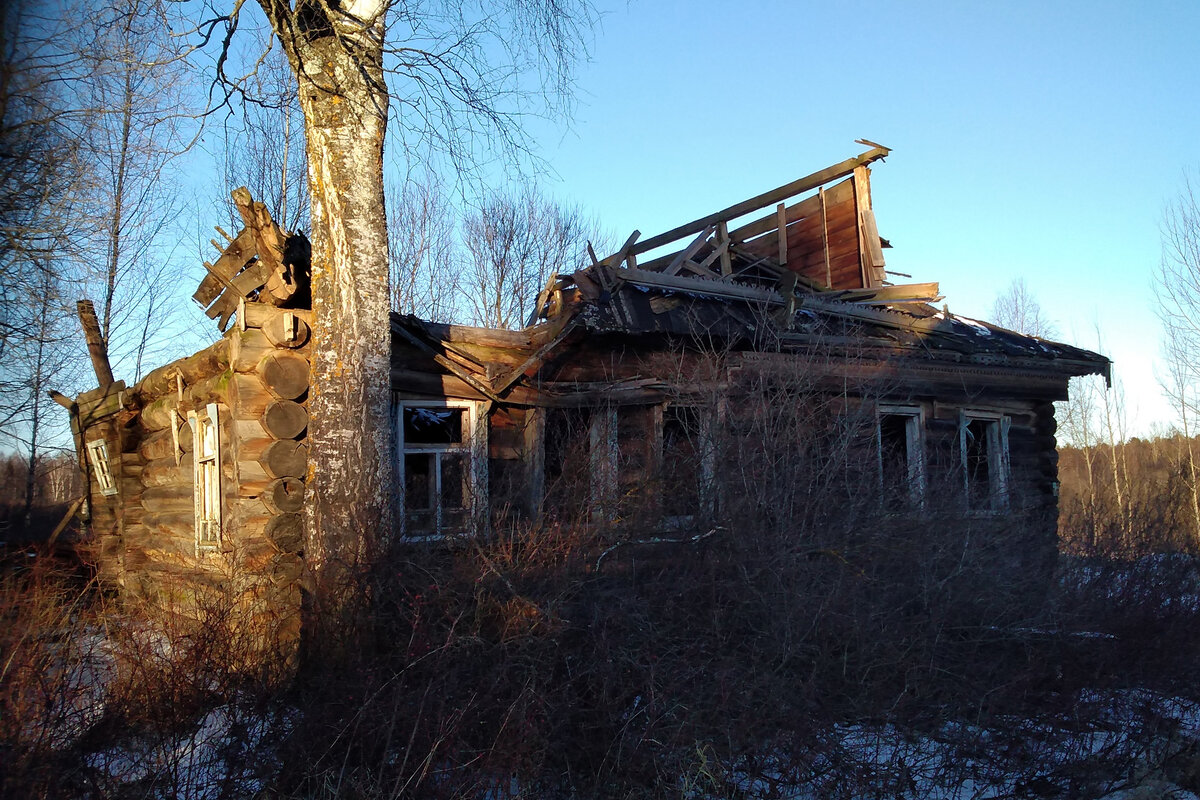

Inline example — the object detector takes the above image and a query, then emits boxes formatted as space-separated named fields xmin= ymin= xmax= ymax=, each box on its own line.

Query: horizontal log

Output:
xmin=231 ymin=328 xmax=277 ymax=373
xmin=263 ymin=477 xmax=306 ymax=514
xmin=136 ymin=338 xmax=231 ymax=403
xmin=138 ymin=424 xmax=192 ymax=461
xmin=228 ymin=372 xmax=275 ymax=419
xmin=242 ymin=303 xmax=312 ymax=330
xmin=260 ymin=352 xmax=309 ymax=400
xmin=270 ymin=553 xmax=305 ymax=587
xmin=261 ymin=440 xmax=307 ymax=479
xmin=262 ymin=312 xmax=311 ymax=349
xmin=263 ymin=400 xmax=308 ymax=439
xmin=141 ymin=395 xmax=179 ymax=433
xmin=265 ymin=513 xmax=304 ymax=553
xmin=141 ymin=459 xmax=194 ymax=488
xmin=141 ymin=370 xmax=237 ymax=431
xmin=142 ymin=509 xmax=197 ymax=535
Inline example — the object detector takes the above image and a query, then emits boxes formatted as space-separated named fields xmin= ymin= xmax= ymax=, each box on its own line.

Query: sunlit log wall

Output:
xmin=75 ymin=305 xmax=312 ymax=660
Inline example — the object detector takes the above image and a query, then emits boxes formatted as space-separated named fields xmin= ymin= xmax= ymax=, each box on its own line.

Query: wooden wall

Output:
xmin=78 ymin=304 xmax=313 ymax=660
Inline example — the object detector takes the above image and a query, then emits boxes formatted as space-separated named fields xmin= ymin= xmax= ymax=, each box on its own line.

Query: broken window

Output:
xmin=398 ymin=401 xmax=484 ymax=537
xmin=662 ymin=405 xmax=708 ymax=519
xmin=877 ymin=405 xmax=925 ymax=506
xmin=960 ymin=412 xmax=1010 ymax=512
xmin=543 ymin=408 xmax=593 ymax=518
xmin=190 ymin=403 xmax=222 ymax=555
xmin=85 ymin=438 xmax=118 ymax=497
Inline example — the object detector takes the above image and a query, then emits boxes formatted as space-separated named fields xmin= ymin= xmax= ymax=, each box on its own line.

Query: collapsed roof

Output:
xmin=393 ymin=142 xmax=1110 ymax=402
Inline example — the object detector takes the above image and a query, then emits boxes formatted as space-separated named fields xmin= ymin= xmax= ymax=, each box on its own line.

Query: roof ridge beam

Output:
xmin=627 ymin=145 xmax=889 ymax=257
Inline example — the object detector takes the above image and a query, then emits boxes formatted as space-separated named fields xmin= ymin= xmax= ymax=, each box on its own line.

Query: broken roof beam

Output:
xmin=825 ymin=282 xmax=942 ymax=304
xmin=626 ymin=145 xmax=889 ymax=258
xmin=620 ymin=266 xmax=783 ymax=304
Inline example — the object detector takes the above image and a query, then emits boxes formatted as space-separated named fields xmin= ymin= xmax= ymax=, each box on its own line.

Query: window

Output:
xmin=398 ymin=401 xmax=485 ymax=537
xmin=877 ymin=405 xmax=925 ymax=505
xmin=85 ymin=439 xmax=118 ymax=497
xmin=190 ymin=403 xmax=222 ymax=555
xmin=959 ymin=412 xmax=1010 ymax=511
xmin=661 ymin=404 xmax=716 ymax=521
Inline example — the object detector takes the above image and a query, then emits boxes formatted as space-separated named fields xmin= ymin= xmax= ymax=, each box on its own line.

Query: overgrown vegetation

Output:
xmin=9 ymin=389 xmax=1200 ymax=798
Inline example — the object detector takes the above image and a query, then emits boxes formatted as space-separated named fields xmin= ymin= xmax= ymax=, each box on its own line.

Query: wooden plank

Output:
xmin=493 ymin=318 xmax=580 ymax=394
xmin=820 ymin=187 xmax=831 ymax=288
xmin=232 ymin=187 xmax=293 ymax=306
xmin=390 ymin=320 xmax=502 ymax=401
xmin=77 ymin=300 xmax=115 ymax=388
xmin=629 ymin=146 xmax=889 ymax=256
xmin=193 ymin=229 xmax=256 ymax=307
xmin=664 ymin=226 xmax=715 ymax=276
xmin=602 ymin=230 xmax=642 ymax=268
xmin=853 ymin=165 xmax=871 ymax=288
xmin=726 ymin=177 xmax=855 ymax=244
xmin=717 ymin=221 xmax=732 ymax=276
xmin=619 ymin=266 xmax=782 ymax=304
xmin=776 ymin=203 xmax=787 ymax=267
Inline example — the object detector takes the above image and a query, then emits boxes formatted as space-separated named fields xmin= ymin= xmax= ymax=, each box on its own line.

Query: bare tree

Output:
xmin=990 ymin=277 xmax=1058 ymax=338
xmin=70 ymin=0 xmax=199 ymax=382
xmin=1155 ymin=172 xmax=1200 ymax=543
xmin=463 ymin=185 xmax=600 ymax=329
xmin=388 ymin=169 xmax=459 ymax=321
xmin=220 ymin=44 xmax=309 ymax=234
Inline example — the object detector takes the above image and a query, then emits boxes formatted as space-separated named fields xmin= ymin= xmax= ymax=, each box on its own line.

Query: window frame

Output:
xmin=876 ymin=404 xmax=926 ymax=507
xmin=85 ymin=438 xmax=118 ymax=497
xmin=189 ymin=402 xmax=222 ymax=556
xmin=396 ymin=399 xmax=487 ymax=540
xmin=958 ymin=409 xmax=1011 ymax=512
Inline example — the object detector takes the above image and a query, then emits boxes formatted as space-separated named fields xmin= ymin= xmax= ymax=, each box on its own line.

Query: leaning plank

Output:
xmin=391 ymin=320 xmax=501 ymax=401
xmin=493 ymin=318 xmax=580 ymax=394
xmin=231 ymin=187 xmax=293 ymax=306
xmin=664 ymin=226 xmax=716 ymax=276
xmin=77 ymin=300 xmax=115 ymax=388
xmin=194 ymin=229 xmax=257 ymax=307
xmin=631 ymin=146 xmax=889 ymax=256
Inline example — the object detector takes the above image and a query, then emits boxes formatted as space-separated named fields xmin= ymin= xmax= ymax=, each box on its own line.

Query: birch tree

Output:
xmin=182 ymin=0 xmax=595 ymax=593
xmin=1156 ymin=173 xmax=1200 ymax=543
xmin=463 ymin=185 xmax=600 ymax=329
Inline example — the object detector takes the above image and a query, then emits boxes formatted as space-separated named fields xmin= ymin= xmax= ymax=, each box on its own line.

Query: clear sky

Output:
xmin=506 ymin=0 xmax=1199 ymax=435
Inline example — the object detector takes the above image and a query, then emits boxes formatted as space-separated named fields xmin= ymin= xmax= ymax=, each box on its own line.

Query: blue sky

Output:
xmin=503 ymin=0 xmax=1200 ymax=434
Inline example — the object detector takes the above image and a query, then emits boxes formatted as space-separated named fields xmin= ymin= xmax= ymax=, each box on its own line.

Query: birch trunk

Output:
xmin=266 ymin=5 xmax=395 ymax=592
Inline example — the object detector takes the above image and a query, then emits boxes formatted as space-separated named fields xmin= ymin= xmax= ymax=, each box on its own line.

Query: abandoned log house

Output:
xmin=62 ymin=144 xmax=1109 ymax=631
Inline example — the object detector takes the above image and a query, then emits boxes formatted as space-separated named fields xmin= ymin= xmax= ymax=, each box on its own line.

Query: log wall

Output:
xmin=77 ymin=305 xmax=313 ymax=664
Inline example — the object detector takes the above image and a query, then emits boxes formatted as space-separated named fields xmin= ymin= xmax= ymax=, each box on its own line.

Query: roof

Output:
xmin=393 ymin=144 xmax=1110 ymax=401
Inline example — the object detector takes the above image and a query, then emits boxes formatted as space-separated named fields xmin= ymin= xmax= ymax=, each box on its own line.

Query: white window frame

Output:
xmin=959 ymin=410 xmax=1011 ymax=512
xmin=876 ymin=404 xmax=926 ymax=506
xmin=189 ymin=403 xmax=222 ymax=555
xmin=85 ymin=438 xmax=118 ymax=497
xmin=396 ymin=399 xmax=487 ymax=540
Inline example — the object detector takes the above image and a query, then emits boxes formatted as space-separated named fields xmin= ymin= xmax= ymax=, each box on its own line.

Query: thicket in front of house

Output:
xmin=11 ymin=358 xmax=1200 ymax=798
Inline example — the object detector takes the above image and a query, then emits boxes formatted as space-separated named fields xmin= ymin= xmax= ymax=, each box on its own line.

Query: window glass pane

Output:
xmin=405 ymin=453 xmax=435 ymax=510
xmin=404 ymin=407 xmax=464 ymax=445
xmin=441 ymin=453 xmax=467 ymax=510
xmin=966 ymin=419 xmax=992 ymax=509
xmin=880 ymin=414 xmax=912 ymax=494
